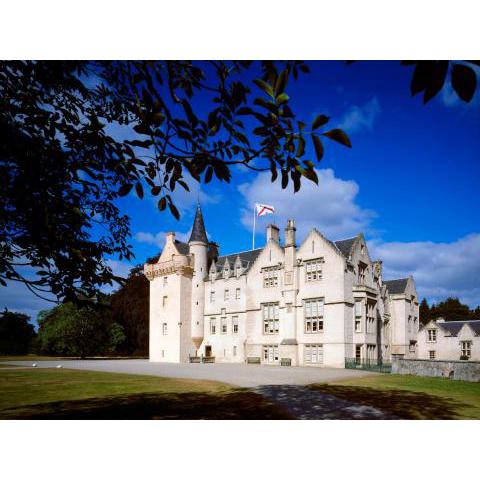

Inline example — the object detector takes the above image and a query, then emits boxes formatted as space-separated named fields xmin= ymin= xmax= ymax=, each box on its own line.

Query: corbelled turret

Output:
xmin=189 ymin=204 xmax=208 ymax=353
xmin=189 ymin=204 xmax=208 ymax=244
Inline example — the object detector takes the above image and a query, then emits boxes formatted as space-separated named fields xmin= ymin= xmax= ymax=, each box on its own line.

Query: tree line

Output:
xmin=0 ymin=264 xmax=149 ymax=357
xmin=419 ymin=297 xmax=480 ymax=325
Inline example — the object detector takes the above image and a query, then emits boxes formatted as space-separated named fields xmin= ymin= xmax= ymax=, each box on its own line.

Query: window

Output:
xmin=210 ymin=291 xmax=215 ymax=303
xmin=366 ymin=301 xmax=376 ymax=334
xmin=427 ymin=329 xmax=437 ymax=342
xmin=408 ymin=315 xmax=412 ymax=333
xmin=224 ymin=289 xmax=229 ymax=301
xmin=461 ymin=341 xmax=472 ymax=359
xmin=304 ymin=298 xmax=324 ymax=333
xmin=162 ymin=323 xmax=168 ymax=335
xmin=221 ymin=317 xmax=227 ymax=334
xmin=232 ymin=316 xmax=239 ymax=334
xmin=409 ymin=340 xmax=417 ymax=353
xmin=305 ymin=344 xmax=324 ymax=364
xmin=210 ymin=317 xmax=216 ymax=335
xmin=305 ymin=258 xmax=323 ymax=282
xmin=263 ymin=303 xmax=279 ymax=334
xmin=355 ymin=344 xmax=362 ymax=364
xmin=358 ymin=262 xmax=367 ymax=284
xmin=354 ymin=300 xmax=362 ymax=332
xmin=233 ymin=346 xmax=237 ymax=356
xmin=161 ymin=350 xmax=165 ymax=358
xmin=235 ymin=264 xmax=242 ymax=277
xmin=163 ymin=276 xmax=168 ymax=286
xmin=263 ymin=266 xmax=280 ymax=287
xmin=235 ymin=288 xmax=240 ymax=300
xmin=162 ymin=296 xmax=168 ymax=308
xmin=361 ymin=244 xmax=365 ymax=255
xmin=263 ymin=344 xmax=279 ymax=363
xmin=429 ymin=350 xmax=436 ymax=360
xmin=366 ymin=344 xmax=376 ymax=362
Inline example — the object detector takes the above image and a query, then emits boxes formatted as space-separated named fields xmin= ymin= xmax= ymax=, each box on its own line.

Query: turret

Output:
xmin=189 ymin=204 xmax=208 ymax=352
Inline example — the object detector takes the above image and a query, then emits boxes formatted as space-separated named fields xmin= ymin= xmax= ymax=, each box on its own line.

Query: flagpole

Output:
xmin=252 ymin=204 xmax=256 ymax=251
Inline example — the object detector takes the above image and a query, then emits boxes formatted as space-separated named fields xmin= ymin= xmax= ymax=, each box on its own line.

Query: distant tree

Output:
xmin=429 ymin=297 xmax=473 ymax=322
xmin=37 ymin=303 xmax=108 ymax=358
xmin=108 ymin=322 xmax=126 ymax=354
xmin=419 ymin=298 xmax=431 ymax=325
xmin=104 ymin=264 xmax=149 ymax=356
xmin=0 ymin=309 xmax=36 ymax=354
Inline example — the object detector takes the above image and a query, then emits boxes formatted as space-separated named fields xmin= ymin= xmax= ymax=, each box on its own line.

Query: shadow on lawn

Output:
xmin=2 ymin=390 xmax=293 ymax=420
xmin=310 ymin=384 xmax=468 ymax=420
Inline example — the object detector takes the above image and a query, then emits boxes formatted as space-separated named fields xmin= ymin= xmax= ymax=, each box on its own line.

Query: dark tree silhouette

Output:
xmin=0 ymin=309 xmax=36 ymax=354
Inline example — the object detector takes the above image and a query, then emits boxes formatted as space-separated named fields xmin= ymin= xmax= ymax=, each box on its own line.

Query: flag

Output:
xmin=256 ymin=203 xmax=275 ymax=217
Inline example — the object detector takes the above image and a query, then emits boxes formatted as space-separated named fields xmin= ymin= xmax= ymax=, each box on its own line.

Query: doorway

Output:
xmin=205 ymin=345 xmax=212 ymax=357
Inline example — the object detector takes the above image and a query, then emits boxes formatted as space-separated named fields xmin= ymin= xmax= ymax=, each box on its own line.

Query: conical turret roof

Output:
xmin=188 ymin=204 xmax=208 ymax=244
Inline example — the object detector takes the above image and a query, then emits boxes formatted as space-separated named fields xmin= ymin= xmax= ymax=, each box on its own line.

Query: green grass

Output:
xmin=0 ymin=354 xmax=72 ymax=361
xmin=0 ymin=368 xmax=291 ymax=420
xmin=312 ymin=374 xmax=480 ymax=419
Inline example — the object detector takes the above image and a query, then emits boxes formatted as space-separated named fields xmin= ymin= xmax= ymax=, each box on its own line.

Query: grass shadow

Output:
xmin=1 ymin=390 xmax=293 ymax=420
xmin=309 ymin=384 xmax=469 ymax=419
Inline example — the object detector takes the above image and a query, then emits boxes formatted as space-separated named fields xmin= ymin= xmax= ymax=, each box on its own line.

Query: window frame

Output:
xmin=304 ymin=298 xmax=324 ymax=334
xmin=305 ymin=258 xmax=324 ymax=282
xmin=262 ymin=302 xmax=279 ymax=334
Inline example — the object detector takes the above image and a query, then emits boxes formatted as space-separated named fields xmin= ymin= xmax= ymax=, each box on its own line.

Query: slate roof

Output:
xmin=175 ymin=240 xmax=189 ymax=255
xmin=384 ymin=278 xmax=409 ymax=294
xmin=437 ymin=320 xmax=480 ymax=336
xmin=215 ymin=248 xmax=263 ymax=274
xmin=334 ymin=237 xmax=357 ymax=258
xmin=188 ymin=205 xmax=208 ymax=243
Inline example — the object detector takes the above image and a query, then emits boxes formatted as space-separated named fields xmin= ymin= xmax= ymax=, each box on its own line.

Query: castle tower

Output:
xmin=188 ymin=204 xmax=209 ymax=353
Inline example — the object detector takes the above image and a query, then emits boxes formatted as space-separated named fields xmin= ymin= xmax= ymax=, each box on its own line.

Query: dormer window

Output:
xmin=223 ymin=266 xmax=230 ymax=278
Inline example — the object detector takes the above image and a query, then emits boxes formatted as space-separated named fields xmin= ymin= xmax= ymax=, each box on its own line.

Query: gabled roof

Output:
xmin=437 ymin=320 xmax=480 ymax=336
xmin=175 ymin=240 xmax=189 ymax=255
xmin=215 ymin=248 xmax=263 ymax=274
xmin=334 ymin=236 xmax=357 ymax=258
xmin=188 ymin=205 xmax=208 ymax=244
xmin=384 ymin=278 xmax=409 ymax=294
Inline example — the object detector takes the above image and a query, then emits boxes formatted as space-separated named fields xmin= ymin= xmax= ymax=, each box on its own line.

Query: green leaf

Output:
xmin=312 ymin=134 xmax=324 ymax=161
xmin=168 ymin=202 xmax=180 ymax=220
xmin=296 ymin=136 xmax=306 ymax=158
xmin=276 ymin=93 xmax=289 ymax=106
xmin=322 ymin=129 xmax=352 ymax=148
xmin=312 ymin=114 xmax=329 ymax=130
xmin=302 ymin=167 xmax=318 ymax=185
xmin=205 ymin=166 xmax=213 ymax=184
xmin=451 ymin=64 xmax=477 ymax=102
xmin=158 ymin=197 xmax=167 ymax=211
xmin=274 ymin=69 xmax=289 ymax=96
xmin=253 ymin=78 xmax=274 ymax=98
xmin=135 ymin=182 xmax=144 ymax=200
xmin=118 ymin=184 xmax=133 ymax=197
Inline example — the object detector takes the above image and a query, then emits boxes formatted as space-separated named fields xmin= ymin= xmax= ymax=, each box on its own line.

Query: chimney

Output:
xmin=266 ymin=224 xmax=280 ymax=244
xmin=284 ymin=219 xmax=296 ymax=247
xmin=436 ymin=317 xmax=445 ymax=323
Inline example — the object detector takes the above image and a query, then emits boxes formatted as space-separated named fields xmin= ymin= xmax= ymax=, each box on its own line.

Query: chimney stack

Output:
xmin=266 ymin=224 xmax=280 ymax=244
xmin=284 ymin=219 xmax=296 ymax=247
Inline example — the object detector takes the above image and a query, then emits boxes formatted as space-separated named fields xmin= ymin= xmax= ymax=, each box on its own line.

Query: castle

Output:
xmin=144 ymin=205 xmax=419 ymax=367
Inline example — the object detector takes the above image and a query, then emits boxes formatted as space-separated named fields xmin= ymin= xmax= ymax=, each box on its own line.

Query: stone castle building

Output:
xmin=144 ymin=205 xmax=419 ymax=367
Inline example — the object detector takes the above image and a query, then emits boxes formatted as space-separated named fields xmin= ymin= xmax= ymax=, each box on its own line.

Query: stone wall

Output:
xmin=392 ymin=357 xmax=480 ymax=382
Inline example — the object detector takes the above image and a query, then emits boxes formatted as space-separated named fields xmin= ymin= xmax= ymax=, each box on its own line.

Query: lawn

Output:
xmin=0 ymin=368 xmax=291 ymax=420
xmin=311 ymin=374 xmax=480 ymax=419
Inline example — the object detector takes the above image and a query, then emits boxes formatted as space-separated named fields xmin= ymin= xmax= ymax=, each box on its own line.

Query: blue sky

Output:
xmin=2 ymin=61 xmax=479 ymax=320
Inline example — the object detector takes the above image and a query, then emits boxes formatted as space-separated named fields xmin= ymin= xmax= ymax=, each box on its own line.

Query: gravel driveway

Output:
xmin=2 ymin=359 xmax=375 ymax=388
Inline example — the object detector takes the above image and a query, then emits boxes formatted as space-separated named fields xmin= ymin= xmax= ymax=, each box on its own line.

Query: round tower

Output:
xmin=189 ymin=204 xmax=209 ymax=353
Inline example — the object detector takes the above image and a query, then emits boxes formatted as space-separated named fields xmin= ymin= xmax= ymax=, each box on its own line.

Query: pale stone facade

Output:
xmin=144 ymin=206 xmax=419 ymax=367
xmin=417 ymin=318 xmax=480 ymax=362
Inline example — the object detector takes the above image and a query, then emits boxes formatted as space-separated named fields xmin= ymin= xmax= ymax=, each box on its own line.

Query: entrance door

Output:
xmin=205 ymin=346 xmax=212 ymax=357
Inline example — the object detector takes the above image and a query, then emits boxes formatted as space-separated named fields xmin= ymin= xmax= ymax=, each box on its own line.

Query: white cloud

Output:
xmin=238 ymin=168 xmax=375 ymax=241
xmin=338 ymin=97 xmax=381 ymax=133
xmin=134 ymin=229 xmax=191 ymax=248
xmin=368 ymin=234 xmax=480 ymax=308
xmin=105 ymin=259 xmax=134 ymax=279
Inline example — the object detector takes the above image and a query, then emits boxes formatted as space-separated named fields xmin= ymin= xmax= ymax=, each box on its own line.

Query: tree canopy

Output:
xmin=419 ymin=297 xmax=480 ymax=325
